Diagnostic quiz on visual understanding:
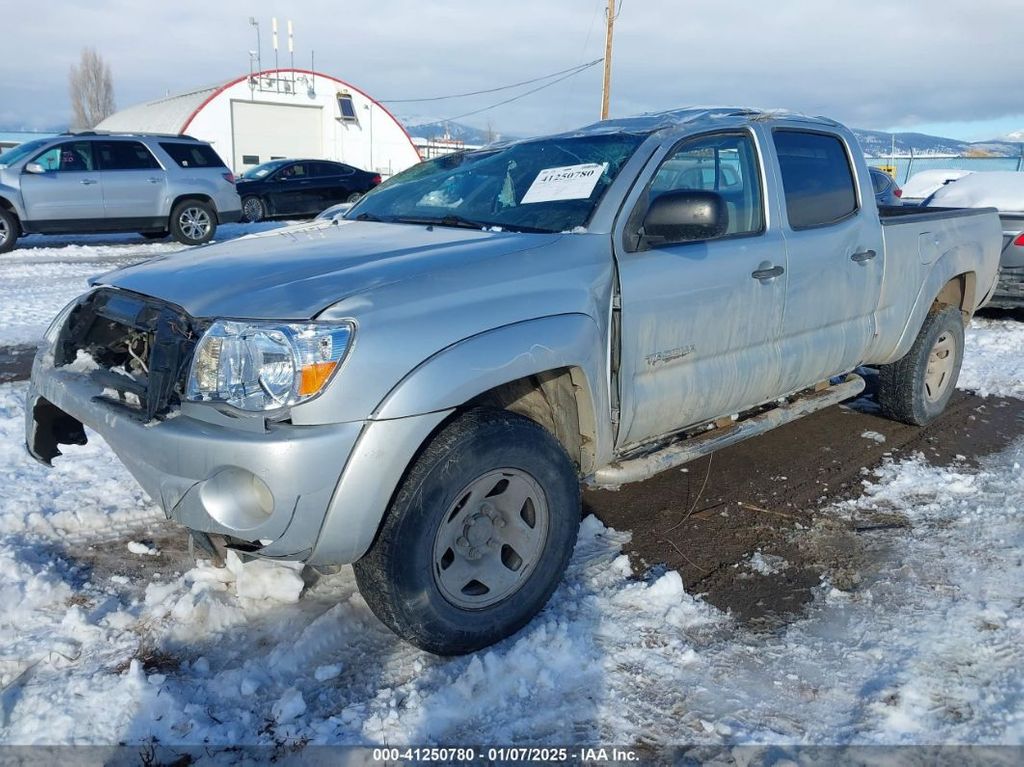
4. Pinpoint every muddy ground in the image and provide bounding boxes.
[586,381,1024,625]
